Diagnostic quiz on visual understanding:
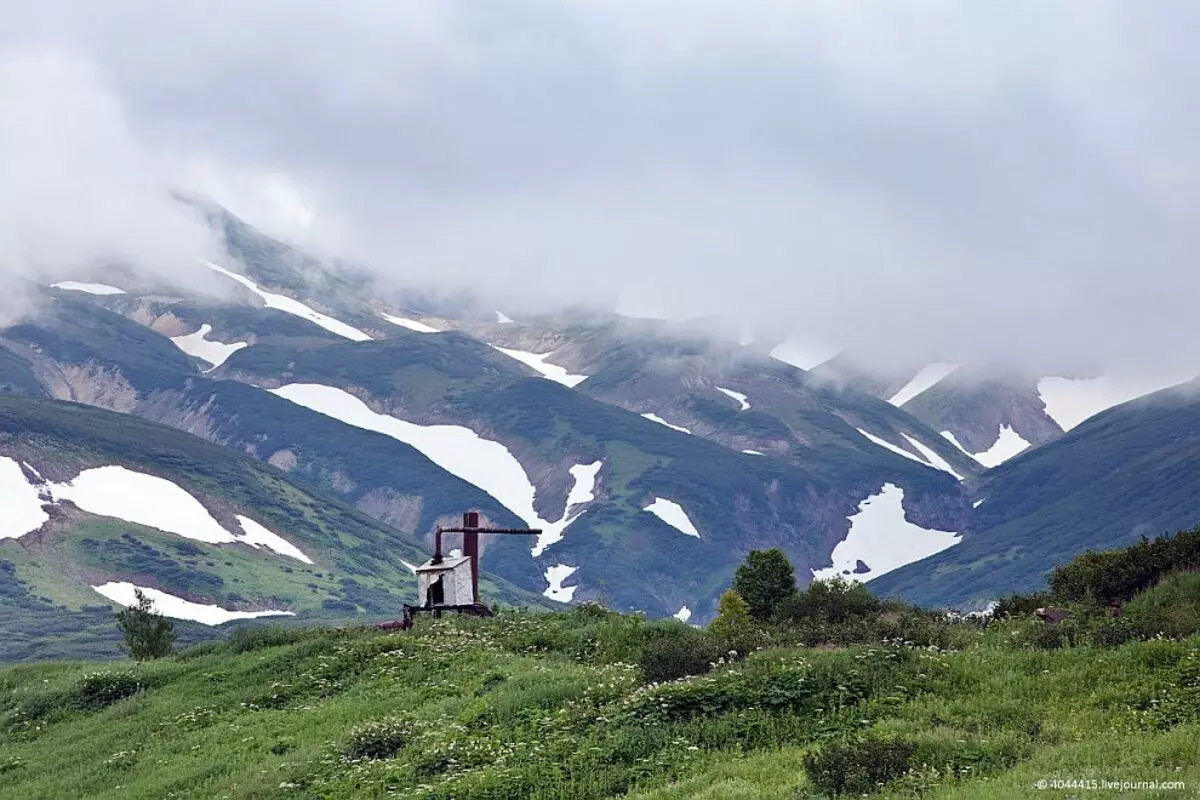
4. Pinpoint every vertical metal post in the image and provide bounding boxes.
[463,511,480,604]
